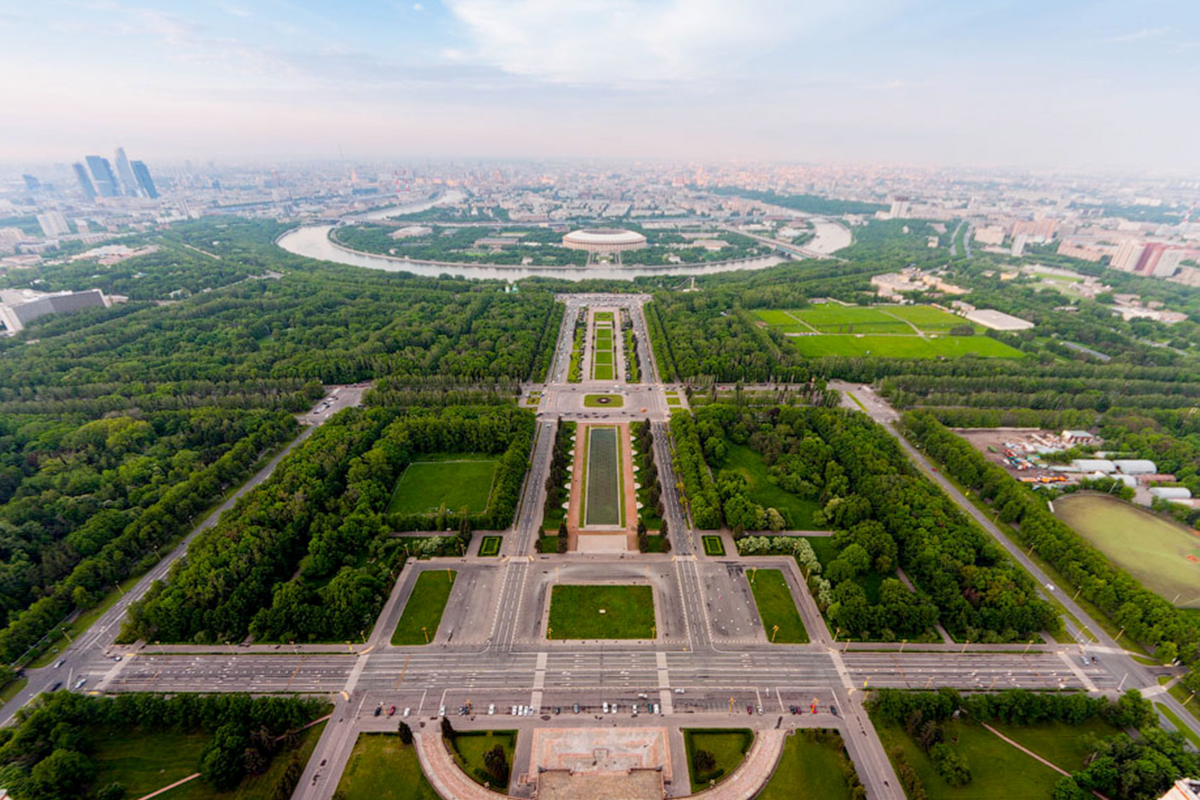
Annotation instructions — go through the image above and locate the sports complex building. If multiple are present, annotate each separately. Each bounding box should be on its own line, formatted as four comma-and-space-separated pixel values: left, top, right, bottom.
562, 228, 647, 264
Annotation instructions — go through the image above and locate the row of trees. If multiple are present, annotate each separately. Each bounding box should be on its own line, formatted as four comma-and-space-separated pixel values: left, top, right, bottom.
631, 420, 665, 530
124, 406, 534, 644
0, 692, 326, 800
902, 412, 1200, 688
870, 688, 1197, 800
0, 412, 296, 664
685, 405, 1057, 642
668, 412, 722, 530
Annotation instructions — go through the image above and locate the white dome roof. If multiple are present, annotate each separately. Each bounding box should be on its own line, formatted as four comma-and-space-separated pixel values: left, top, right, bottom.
562, 228, 647, 246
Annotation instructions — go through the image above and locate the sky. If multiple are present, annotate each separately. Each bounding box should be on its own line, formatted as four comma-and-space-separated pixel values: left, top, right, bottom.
1, 0, 1199, 171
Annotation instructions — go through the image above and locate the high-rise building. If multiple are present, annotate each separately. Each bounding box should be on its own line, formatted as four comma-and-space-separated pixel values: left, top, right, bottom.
114, 147, 138, 196
890, 196, 911, 219
36, 210, 70, 238
131, 161, 159, 199
73, 162, 97, 201
85, 155, 119, 197
22, 174, 40, 192
1111, 240, 1146, 272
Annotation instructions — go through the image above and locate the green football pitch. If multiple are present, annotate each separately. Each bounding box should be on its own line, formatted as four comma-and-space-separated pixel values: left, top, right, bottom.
386, 458, 497, 516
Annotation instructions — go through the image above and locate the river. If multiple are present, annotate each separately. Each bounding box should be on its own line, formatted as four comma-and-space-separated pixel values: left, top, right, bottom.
276, 225, 789, 282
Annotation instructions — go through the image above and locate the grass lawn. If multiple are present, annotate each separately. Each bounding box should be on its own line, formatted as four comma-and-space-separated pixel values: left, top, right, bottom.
1055, 493, 1200, 606
450, 730, 517, 790
990, 718, 1117, 772
593, 364, 615, 380
538, 535, 561, 553
594, 350, 614, 365
789, 305, 911, 334
683, 729, 753, 792
387, 456, 498, 516
703, 535, 726, 556
667, 396, 682, 406
883, 305, 969, 331
548, 584, 655, 639
336, 734, 440, 800
89, 721, 326, 800
595, 311, 614, 322
724, 443, 824, 529
789, 334, 1023, 359
747, 568, 808, 643
0, 677, 27, 708
757, 731, 855, 800
875, 718, 1064, 800
583, 426, 622, 527
584, 394, 624, 408
392, 570, 457, 645
754, 309, 803, 326
478, 536, 502, 557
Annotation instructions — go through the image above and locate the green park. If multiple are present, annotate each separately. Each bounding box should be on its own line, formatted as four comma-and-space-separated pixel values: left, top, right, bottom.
547, 584, 655, 639
386, 455, 499, 516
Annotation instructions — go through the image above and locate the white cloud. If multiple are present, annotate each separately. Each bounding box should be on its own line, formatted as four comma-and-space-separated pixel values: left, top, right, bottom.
441, 0, 891, 86
413, 3, 424, 10
1097, 27, 1169, 44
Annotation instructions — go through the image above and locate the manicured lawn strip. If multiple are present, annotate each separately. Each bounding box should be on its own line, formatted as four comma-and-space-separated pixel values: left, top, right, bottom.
882, 305, 969, 331
450, 730, 516, 789
789, 334, 1023, 359
874, 717, 1063, 800
478, 536, 502, 557
703, 535, 726, 556
593, 364, 615, 380
0, 677, 27, 708
89, 721, 327, 800
595, 311, 614, 322
584, 394, 624, 408
756, 731, 855, 800
547, 584, 655, 639
336, 734, 441, 800
1157, 703, 1200, 749
667, 397, 682, 406
583, 427, 621, 527
747, 568, 808, 642
392, 570, 457, 645
538, 535, 560, 553
724, 443, 823, 529
594, 350, 614, 365
387, 457, 498, 516
1054, 493, 1200, 606
683, 728, 753, 792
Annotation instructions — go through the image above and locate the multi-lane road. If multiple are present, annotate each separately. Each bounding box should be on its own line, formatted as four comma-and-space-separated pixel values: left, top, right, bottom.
7, 298, 1197, 800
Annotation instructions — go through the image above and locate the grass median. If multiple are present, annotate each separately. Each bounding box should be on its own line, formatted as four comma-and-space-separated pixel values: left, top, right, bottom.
747, 568, 808, 643
548, 584, 654, 640
392, 570, 457, 645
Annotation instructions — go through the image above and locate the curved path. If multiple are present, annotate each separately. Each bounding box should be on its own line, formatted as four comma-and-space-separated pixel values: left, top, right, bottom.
415, 728, 787, 800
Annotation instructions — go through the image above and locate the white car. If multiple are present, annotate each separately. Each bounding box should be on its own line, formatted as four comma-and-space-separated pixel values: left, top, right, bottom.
74, 678, 87, 689
511, 705, 518, 716
488, 704, 495, 715
602, 702, 610, 713
438, 705, 446, 717
403, 708, 410, 717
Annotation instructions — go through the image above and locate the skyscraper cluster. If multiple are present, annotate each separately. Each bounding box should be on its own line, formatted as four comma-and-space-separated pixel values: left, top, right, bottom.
73, 147, 158, 200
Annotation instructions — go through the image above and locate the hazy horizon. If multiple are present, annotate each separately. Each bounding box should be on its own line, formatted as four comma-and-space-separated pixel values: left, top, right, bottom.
2, 0, 1198, 174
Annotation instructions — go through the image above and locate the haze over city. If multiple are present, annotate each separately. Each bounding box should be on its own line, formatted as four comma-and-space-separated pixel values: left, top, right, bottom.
3, 0, 1200, 170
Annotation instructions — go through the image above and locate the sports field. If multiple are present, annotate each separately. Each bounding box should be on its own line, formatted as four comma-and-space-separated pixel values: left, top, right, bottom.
789, 334, 1022, 359
583, 426, 622, 526
1055, 493, 1200, 607
753, 304, 1021, 359
386, 456, 497, 515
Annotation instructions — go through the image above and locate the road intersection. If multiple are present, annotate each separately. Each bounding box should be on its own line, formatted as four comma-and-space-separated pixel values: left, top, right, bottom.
4, 296, 1196, 800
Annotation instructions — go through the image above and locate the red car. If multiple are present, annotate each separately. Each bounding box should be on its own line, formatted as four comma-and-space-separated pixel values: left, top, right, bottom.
387, 705, 396, 717
747, 705, 754, 715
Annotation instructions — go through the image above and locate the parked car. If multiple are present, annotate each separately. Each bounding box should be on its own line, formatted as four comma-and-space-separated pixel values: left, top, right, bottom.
373, 706, 381, 717
387, 706, 396, 717
747, 705, 754, 715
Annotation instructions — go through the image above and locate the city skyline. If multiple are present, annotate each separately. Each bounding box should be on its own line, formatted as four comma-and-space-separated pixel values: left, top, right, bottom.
1, 0, 1199, 172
